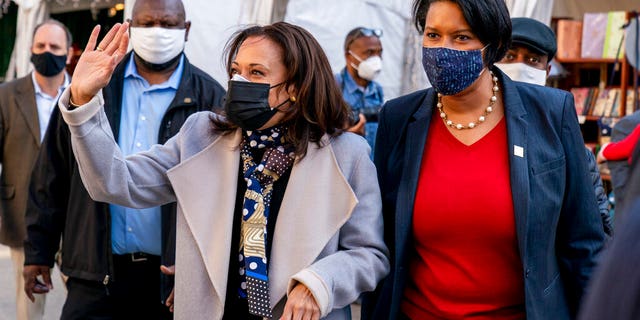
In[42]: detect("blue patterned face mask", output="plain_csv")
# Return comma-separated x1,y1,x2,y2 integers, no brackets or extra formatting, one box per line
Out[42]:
422,46,486,95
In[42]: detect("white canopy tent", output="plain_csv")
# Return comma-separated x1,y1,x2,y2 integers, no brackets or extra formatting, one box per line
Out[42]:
4,0,639,99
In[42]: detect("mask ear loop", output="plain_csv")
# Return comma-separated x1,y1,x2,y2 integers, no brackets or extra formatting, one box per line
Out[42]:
268,82,294,111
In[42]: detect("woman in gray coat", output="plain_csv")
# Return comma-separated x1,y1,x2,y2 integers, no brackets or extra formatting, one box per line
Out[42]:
58,22,389,319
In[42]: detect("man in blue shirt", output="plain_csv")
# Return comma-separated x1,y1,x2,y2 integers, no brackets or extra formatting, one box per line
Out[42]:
23,0,225,318
335,27,384,152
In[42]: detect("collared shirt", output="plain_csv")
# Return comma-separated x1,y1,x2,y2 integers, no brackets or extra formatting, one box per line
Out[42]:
32,72,69,142
335,68,384,152
110,53,184,255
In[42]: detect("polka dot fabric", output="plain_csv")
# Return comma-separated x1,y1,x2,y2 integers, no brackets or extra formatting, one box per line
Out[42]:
238,126,294,318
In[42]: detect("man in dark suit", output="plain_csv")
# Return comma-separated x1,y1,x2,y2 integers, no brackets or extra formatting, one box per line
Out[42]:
22,0,225,318
0,19,72,320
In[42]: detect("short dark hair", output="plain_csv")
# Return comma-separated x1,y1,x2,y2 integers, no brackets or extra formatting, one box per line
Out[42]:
216,22,351,159
412,0,511,66
343,27,383,52
32,19,73,49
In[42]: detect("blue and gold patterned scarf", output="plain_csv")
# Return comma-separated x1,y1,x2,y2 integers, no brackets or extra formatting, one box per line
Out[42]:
238,126,294,317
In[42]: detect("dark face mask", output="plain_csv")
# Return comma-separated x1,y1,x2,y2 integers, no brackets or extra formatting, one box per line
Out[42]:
30,51,67,77
224,79,289,130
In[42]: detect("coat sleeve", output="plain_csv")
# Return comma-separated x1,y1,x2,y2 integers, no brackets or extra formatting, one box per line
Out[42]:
556,93,607,315
583,147,612,236
288,138,390,317
24,108,69,266
57,87,181,208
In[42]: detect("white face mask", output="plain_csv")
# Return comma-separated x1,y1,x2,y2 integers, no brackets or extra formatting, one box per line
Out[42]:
130,27,186,64
495,62,547,86
349,51,382,81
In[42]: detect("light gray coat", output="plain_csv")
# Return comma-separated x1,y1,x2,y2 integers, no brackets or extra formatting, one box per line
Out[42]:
58,88,389,319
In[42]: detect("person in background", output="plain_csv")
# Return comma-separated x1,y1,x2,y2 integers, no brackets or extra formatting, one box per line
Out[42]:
578,147,640,320
22,0,225,319
362,0,605,319
597,124,640,164
608,109,640,216
0,19,72,320
335,26,384,152
495,17,613,236
54,20,388,319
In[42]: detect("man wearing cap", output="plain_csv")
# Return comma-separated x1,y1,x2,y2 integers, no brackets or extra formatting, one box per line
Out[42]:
495,17,613,236
335,26,384,152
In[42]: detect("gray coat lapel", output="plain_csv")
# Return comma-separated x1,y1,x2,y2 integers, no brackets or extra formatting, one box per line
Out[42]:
15,75,41,145
166,129,242,311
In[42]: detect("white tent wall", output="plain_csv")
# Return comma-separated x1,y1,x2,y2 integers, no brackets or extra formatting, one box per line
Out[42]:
506,0,554,24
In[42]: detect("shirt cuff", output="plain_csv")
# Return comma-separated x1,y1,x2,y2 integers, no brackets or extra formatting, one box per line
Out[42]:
58,87,104,126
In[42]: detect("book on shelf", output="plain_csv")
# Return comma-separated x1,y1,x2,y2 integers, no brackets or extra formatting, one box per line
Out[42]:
556,19,583,59
602,88,620,117
627,89,639,116
581,12,607,58
591,89,610,117
602,11,626,59
584,87,600,116
570,87,589,115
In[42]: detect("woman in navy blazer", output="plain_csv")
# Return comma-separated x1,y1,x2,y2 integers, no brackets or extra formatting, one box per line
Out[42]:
362,0,606,319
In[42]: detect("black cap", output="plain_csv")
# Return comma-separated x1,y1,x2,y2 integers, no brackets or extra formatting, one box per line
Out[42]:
511,17,557,60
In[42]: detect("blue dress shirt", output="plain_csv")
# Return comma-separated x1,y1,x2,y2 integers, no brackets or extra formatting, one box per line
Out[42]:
335,68,384,153
110,54,184,255
32,72,69,142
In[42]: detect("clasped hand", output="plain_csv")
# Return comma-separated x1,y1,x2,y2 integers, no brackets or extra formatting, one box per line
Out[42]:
70,22,130,106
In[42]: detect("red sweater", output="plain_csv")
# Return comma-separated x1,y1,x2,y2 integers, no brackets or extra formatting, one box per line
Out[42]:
401,115,525,319
602,124,640,164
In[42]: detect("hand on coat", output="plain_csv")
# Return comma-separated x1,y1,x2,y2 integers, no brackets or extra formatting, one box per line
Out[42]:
70,22,129,105
23,265,52,302
280,283,320,320
160,265,175,313
596,142,609,164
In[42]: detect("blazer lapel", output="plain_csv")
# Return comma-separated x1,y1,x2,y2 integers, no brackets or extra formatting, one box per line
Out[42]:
15,75,41,145
395,91,434,266
269,135,357,308
500,72,530,259
166,129,242,311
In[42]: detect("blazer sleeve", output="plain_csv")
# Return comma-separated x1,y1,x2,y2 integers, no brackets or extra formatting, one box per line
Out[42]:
24,108,69,266
584,148,612,236
57,87,180,208
556,93,606,314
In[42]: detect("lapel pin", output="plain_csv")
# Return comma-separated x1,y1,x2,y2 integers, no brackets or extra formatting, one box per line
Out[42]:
514,145,524,158
184,97,192,104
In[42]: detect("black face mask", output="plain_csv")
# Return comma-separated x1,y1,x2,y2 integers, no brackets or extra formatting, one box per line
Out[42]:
224,80,289,130
30,51,67,77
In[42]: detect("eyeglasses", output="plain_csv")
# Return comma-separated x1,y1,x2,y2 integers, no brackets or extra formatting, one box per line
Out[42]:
356,28,383,38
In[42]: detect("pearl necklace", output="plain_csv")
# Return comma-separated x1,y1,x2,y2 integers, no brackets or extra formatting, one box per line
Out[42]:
437,71,499,130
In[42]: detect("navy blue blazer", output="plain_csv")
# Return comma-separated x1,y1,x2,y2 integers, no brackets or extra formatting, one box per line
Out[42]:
362,69,606,320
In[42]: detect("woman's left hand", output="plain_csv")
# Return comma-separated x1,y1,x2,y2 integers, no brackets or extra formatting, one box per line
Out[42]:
280,283,320,320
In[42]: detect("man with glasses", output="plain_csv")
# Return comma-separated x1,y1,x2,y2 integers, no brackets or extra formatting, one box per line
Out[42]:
336,27,384,153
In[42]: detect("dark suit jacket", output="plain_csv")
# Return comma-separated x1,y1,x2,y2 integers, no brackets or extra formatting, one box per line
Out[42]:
608,110,640,216
0,74,43,247
362,69,606,320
